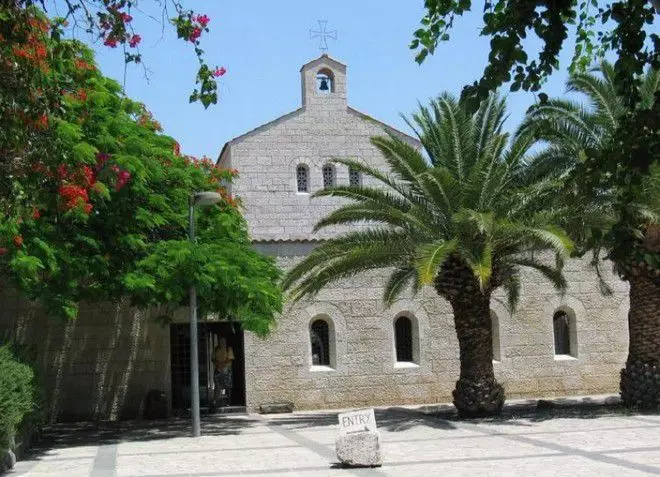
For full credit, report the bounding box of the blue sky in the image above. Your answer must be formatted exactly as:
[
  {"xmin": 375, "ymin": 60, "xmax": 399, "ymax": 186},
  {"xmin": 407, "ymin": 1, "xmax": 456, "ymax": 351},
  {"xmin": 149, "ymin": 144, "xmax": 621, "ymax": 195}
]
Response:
[{"xmin": 84, "ymin": 1, "xmax": 579, "ymax": 159}]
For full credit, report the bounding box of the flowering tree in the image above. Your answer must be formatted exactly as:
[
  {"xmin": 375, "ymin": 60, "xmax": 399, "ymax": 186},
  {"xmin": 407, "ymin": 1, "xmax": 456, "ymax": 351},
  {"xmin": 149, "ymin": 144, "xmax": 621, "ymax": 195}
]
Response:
[
  {"xmin": 11, "ymin": 0, "xmax": 226, "ymax": 107},
  {"xmin": 0, "ymin": 9, "xmax": 282, "ymax": 333}
]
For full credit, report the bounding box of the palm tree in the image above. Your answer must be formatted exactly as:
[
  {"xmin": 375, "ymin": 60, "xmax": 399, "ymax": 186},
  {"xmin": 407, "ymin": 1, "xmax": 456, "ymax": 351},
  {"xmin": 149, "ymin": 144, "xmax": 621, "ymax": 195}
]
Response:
[
  {"xmin": 523, "ymin": 63, "xmax": 660, "ymax": 408},
  {"xmin": 283, "ymin": 94, "xmax": 573, "ymax": 417}
]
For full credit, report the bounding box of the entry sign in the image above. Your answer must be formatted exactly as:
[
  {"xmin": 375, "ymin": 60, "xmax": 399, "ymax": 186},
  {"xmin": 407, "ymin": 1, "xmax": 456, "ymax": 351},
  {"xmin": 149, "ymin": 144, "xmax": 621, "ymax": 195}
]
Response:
[{"xmin": 338, "ymin": 408, "xmax": 377, "ymax": 436}]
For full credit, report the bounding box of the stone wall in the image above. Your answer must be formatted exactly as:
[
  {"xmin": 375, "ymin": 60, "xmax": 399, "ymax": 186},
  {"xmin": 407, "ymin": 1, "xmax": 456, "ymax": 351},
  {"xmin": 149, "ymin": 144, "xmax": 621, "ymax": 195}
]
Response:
[
  {"xmin": 218, "ymin": 55, "xmax": 419, "ymax": 242},
  {"xmin": 0, "ymin": 287, "xmax": 171, "ymax": 422},
  {"xmin": 243, "ymin": 254, "xmax": 630, "ymax": 411}
]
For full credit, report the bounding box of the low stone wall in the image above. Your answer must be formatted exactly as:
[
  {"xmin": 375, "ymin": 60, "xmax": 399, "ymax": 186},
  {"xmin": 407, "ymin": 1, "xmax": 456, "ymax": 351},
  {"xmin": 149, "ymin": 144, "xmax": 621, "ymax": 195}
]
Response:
[{"xmin": 0, "ymin": 288, "xmax": 171, "ymax": 422}]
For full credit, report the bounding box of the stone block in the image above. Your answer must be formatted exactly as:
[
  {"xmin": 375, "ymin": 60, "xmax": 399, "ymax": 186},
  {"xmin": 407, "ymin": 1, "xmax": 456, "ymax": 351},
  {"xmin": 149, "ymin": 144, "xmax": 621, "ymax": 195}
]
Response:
[
  {"xmin": 335, "ymin": 431, "xmax": 382, "ymax": 467},
  {"xmin": 258, "ymin": 402, "xmax": 294, "ymax": 414}
]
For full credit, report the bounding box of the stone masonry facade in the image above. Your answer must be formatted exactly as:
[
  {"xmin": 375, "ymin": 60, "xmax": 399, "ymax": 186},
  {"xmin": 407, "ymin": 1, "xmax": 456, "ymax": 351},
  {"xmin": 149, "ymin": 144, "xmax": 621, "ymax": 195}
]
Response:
[
  {"xmin": 222, "ymin": 54, "xmax": 630, "ymax": 412},
  {"xmin": 244, "ymin": 254, "xmax": 629, "ymax": 410}
]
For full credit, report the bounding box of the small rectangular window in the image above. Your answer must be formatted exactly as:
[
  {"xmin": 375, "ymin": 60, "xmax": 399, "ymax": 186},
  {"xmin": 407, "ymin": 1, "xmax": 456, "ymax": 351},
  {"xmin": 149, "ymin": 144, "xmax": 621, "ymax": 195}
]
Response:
[{"xmin": 296, "ymin": 164, "xmax": 309, "ymax": 193}]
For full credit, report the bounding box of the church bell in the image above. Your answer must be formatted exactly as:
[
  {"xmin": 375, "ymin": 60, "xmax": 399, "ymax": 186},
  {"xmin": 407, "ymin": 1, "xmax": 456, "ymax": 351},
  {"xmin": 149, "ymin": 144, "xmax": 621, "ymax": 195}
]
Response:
[{"xmin": 319, "ymin": 78, "xmax": 329, "ymax": 91}]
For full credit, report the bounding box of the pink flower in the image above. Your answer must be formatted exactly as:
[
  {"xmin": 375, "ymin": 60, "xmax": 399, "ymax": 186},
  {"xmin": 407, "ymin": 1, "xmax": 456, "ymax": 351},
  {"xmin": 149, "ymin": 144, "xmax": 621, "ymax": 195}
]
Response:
[
  {"xmin": 189, "ymin": 27, "xmax": 202, "ymax": 42},
  {"xmin": 213, "ymin": 66, "xmax": 226, "ymax": 77},
  {"xmin": 96, "ymin": 152, "xmax": 110, "ymax": 170},
  {"xmin": 104, "ymin": 36, "xmax": 118, "ymax": 48},
  {"xmin": 195, "ymin": 14, "xmax": 210, "ymax": 28},
  {"xmin": 119, "ymin": 12, "xmax": 133, "ymax": 23},
  {"xmin": 129, "ymin": 34, "xmax": 141, "ymax": 48}
]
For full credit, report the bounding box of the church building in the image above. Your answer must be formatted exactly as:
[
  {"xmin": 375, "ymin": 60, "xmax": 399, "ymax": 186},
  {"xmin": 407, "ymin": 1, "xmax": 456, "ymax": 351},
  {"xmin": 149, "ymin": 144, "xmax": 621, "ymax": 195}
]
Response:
[
  {"xmin": 217, "ymin": 54, "xmax": 630, "ymax": 411},
  {"xmin": 0, "ymin": 55, "xmax": 631, "ymax": 421}
]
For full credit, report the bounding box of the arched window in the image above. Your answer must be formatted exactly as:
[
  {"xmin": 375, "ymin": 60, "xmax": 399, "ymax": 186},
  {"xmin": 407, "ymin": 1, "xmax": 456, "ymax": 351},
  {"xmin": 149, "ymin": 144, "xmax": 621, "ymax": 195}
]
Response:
[
  {"xmin": 322, "ymin": 163, "xmax": 336, "ymax": 188},
  {"xmin": 553, "ymin": 311, "xmax": 571, "ymax": 355},
  {"xmin": 349, "ymin": 167, "xmax": 361, "ymax": 187},
  {"xmin": 491, "ymin": 310, "xmax": 501, "ymax": 362},
  {"xmin": 394, "ymin": 316, "xmax": 414, "ymax": 362},
  {"xmin": 316, "ymin": 68, "xmax": 335, "ymax": 94},
  {"xmin": 296, "ymin": 164, "xmax": 309, "ymax": 193},
  {"xmin": 310, "ymin": 319, "xmax": 330, "ymax": 366}
]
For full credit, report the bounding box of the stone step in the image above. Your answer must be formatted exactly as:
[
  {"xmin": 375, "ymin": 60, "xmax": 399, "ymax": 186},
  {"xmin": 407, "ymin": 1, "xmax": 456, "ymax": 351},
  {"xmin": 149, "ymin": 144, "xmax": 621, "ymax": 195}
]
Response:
[{"xmin": 205, "ymin": 406, "xmax": 247, "ymax": 415}]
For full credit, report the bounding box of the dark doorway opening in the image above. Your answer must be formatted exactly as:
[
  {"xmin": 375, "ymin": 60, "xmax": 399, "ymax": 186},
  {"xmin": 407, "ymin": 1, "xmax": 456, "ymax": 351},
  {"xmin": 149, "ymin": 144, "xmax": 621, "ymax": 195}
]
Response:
[{"xmin": 170, "ymin": 322, "xmax": 245, "ymax": 411}]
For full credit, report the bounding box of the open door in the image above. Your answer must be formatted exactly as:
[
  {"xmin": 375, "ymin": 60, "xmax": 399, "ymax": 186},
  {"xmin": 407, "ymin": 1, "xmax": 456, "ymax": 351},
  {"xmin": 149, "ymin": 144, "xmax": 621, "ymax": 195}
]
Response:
[{"xmin": 170, "ymin": 322, "xmax": 245, "ymax": 411}]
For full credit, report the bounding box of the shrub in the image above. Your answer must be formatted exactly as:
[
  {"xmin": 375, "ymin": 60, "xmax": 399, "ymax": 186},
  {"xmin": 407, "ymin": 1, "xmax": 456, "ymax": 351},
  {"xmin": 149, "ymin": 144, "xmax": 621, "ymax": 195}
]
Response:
[{"xmin": 0, "ymin": 345, "xmax": 34, "ymax": 449}]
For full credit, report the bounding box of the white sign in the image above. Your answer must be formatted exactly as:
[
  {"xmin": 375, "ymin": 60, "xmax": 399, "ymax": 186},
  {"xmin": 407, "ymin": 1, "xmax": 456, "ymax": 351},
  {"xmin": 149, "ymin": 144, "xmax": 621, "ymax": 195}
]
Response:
[{"xmin": 337, "ymin": 408, "xmax": 377, "ymax": 436}]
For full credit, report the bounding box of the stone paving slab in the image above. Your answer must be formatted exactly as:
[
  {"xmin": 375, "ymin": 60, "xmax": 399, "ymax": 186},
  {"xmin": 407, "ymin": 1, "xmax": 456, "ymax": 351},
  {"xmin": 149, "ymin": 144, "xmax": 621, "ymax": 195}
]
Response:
[{"xmin": 9, "ymin": 399, "xmax": 660, "ymax": 477}]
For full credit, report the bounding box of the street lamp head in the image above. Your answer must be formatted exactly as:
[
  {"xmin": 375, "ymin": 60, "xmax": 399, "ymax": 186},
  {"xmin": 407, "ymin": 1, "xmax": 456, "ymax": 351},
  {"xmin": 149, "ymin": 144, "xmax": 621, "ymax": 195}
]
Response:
[{"xmin": 192, "ymin": 191, "xmax": 223, "ymax": 206}]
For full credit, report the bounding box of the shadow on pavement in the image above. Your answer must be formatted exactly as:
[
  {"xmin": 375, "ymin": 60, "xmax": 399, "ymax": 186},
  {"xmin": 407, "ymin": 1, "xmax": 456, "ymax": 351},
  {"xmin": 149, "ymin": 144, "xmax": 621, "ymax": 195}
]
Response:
[
  {"xmin": 20, "ymin": 414, "xmax": 261, "ymax": 464},
  {"xmin": 19, "ymin": 399, "xmax": 659, "ymax": 466}
]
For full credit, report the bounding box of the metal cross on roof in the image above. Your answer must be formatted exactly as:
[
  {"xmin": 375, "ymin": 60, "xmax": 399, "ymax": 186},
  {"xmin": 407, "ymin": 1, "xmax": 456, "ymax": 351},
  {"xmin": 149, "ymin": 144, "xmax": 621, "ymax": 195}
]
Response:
[{"xmin": 309, "ymin": 20, "xmax": 337, "ymax": 52}]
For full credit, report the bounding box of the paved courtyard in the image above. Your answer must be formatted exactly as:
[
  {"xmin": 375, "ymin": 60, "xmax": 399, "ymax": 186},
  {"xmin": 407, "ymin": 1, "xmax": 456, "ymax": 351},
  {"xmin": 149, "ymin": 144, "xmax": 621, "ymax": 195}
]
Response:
[{"xmin": 9, "ymin": 403, "xmax": 660, "ymax": 477}]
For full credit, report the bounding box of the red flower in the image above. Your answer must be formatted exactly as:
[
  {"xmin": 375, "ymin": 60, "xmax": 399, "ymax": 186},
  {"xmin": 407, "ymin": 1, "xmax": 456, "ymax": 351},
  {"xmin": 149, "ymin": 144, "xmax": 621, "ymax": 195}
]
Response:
[
  {"xmin": 115, "ymin": 170, "xmax": 131, "ymax": 191},
  {"xmin": 213, "ymin": 66, "xmax": 226, "ymax": 77},
  {"xmin": 173, "ymin": 142, "xmax": 181, "ymax": 156},
  {"xmin": 119, "ymin": 12, "xmax": 133, "ymax": 23},
  {"xmin": 104, "ymin": 36, "xmax": 118, "ymax": 48},
  {"xmin": 82, "ymin": 165, "xmax": 96, "ymax": 186},
  {"xmin": 13, "ymin": 236, "xmax": 23, "ymax": 247},
  {"xmin": 34, "ymin": 114, "xmax": 48, "ymax": 130},
  {"xmin": 32, "ymin": 209, "xmax": 41, "ymax": 220},
  {"xmin": 59, "ymin": 184, "xmax": 89, "ymax": 206},
  {"xmin": 189, "ymin": 27, "xmax": 202, "ymax": 42},
  {"xmin": 84, "ymin": 203, "xmax": 93, "ymax": 214},
  {"xmin": 0, "ymin": 247, "xmax": 7, "ymax": 256},
  {"xmin": 74, "ymin": 58, "xmax": 94, "ymax": 71},
  {"xmin": 57, "ymin": 164, "xmax": 69, "ymax": 179},
  {"xmin": 129, "ymin": 34, "xmax": 141, "ymax": 48},
  {"xmin": 195, "ymin": 14, "xmax": 210, "ymax": 28}
]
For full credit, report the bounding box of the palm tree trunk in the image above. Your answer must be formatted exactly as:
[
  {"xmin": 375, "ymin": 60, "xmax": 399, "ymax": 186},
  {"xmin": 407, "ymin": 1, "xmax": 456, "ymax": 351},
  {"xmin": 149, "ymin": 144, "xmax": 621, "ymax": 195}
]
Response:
[
  {"xmin": 448, "ymin": 289, "xmax": 505, "ymax": 417},
  {"xmin": 620, "ymin": 265, "xmax": 660, "ymax": 409}
]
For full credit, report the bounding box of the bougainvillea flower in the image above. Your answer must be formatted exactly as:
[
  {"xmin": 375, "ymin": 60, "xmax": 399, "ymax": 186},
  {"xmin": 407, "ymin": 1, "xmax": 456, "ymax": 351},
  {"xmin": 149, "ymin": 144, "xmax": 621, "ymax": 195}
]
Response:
[
  {"xmin": 129, "ymin": 34, "xmax": 141, "ymax": 48},
  {"xmin": 13, "ymin": 236, "xmax": 23, "ymax": 247},
  {"xmin": 195, "ymin": 14, "xmax": 210, "ymax": 28},
  {"xmin": 189, "ymin": 27, "xmax": 202, "ymax": 42},
  {"xmin": 213, "ymin": 66, "xmax": 226, "ymax": 77},
  {"xmin": 104, "ymin": 36, "xmax": 118, "ymax": 48}
]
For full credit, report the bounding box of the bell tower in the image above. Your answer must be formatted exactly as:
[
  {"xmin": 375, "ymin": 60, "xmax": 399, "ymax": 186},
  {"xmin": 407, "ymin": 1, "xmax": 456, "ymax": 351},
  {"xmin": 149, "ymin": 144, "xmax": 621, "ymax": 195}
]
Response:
[{"xmin": 300, "ymin": 54, "xmax": 347, "ymax": 111}]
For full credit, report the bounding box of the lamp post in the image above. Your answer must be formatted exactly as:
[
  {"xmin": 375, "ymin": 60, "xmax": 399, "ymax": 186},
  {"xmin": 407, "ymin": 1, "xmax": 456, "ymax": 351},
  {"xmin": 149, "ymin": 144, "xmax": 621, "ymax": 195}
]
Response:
[{"xmin": 189, "ymin": 191, "xmax": 223, "ymax": 437}]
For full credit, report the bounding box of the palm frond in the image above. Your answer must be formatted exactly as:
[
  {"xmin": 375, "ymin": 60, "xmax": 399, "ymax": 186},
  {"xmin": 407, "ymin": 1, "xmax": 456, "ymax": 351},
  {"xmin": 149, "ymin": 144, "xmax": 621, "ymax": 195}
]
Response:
[
  {"xmin": 501, "ymin": 274, "xmax": 521, "ymax": 312},
  {"xmin": 281, "ymin": 229, "xmax": 413, "ymax": 292},
  {"xmin": 465, "ymin": 243, "xmax": 493, "ymax": 291},
  {"xmin": 567, "ymin": 71, "xmax": 622, "ymax": 129},
  {"xmin": 383, "ymin": 267, "xmax": 417, "ymax": 306},
  {"xmin": 370, "ymin": 134, "xmax": 429, "ymax": 186},
  {"xmin": 509, "ymin": 257, "xmax": 567, "ymax": 293},
  {"xmin": 415, "ymin": 239, "xmax": 457, "ymax": 285}
]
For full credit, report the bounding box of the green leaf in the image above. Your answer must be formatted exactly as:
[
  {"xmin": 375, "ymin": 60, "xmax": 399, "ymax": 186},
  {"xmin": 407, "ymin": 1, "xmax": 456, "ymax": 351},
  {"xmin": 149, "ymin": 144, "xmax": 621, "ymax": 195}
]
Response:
[{"xmin": 416, "ymin": 239, "xmax": 457, "ymax": 285}]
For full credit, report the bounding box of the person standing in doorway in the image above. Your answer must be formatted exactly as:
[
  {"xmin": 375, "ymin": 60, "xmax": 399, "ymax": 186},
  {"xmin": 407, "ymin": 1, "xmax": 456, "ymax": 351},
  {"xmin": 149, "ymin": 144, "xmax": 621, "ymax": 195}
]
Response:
[{"xmin": 211, "ymin": 337, "xmax": 234, "ymax": 410}]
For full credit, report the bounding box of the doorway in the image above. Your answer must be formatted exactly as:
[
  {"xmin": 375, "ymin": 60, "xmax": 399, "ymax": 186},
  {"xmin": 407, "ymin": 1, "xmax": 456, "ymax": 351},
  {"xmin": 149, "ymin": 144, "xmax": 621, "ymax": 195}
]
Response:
[{"xmin": 170, "ymin": 322, "xmax": 245, "ymax": 411}]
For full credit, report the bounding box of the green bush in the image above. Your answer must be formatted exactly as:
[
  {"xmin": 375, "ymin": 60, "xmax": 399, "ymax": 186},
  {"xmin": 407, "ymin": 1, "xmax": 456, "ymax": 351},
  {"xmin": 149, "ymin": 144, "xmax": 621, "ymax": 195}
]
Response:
[{"xmin": 0, "ymin": 345, "xmax": 35, "ymax": 449}]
